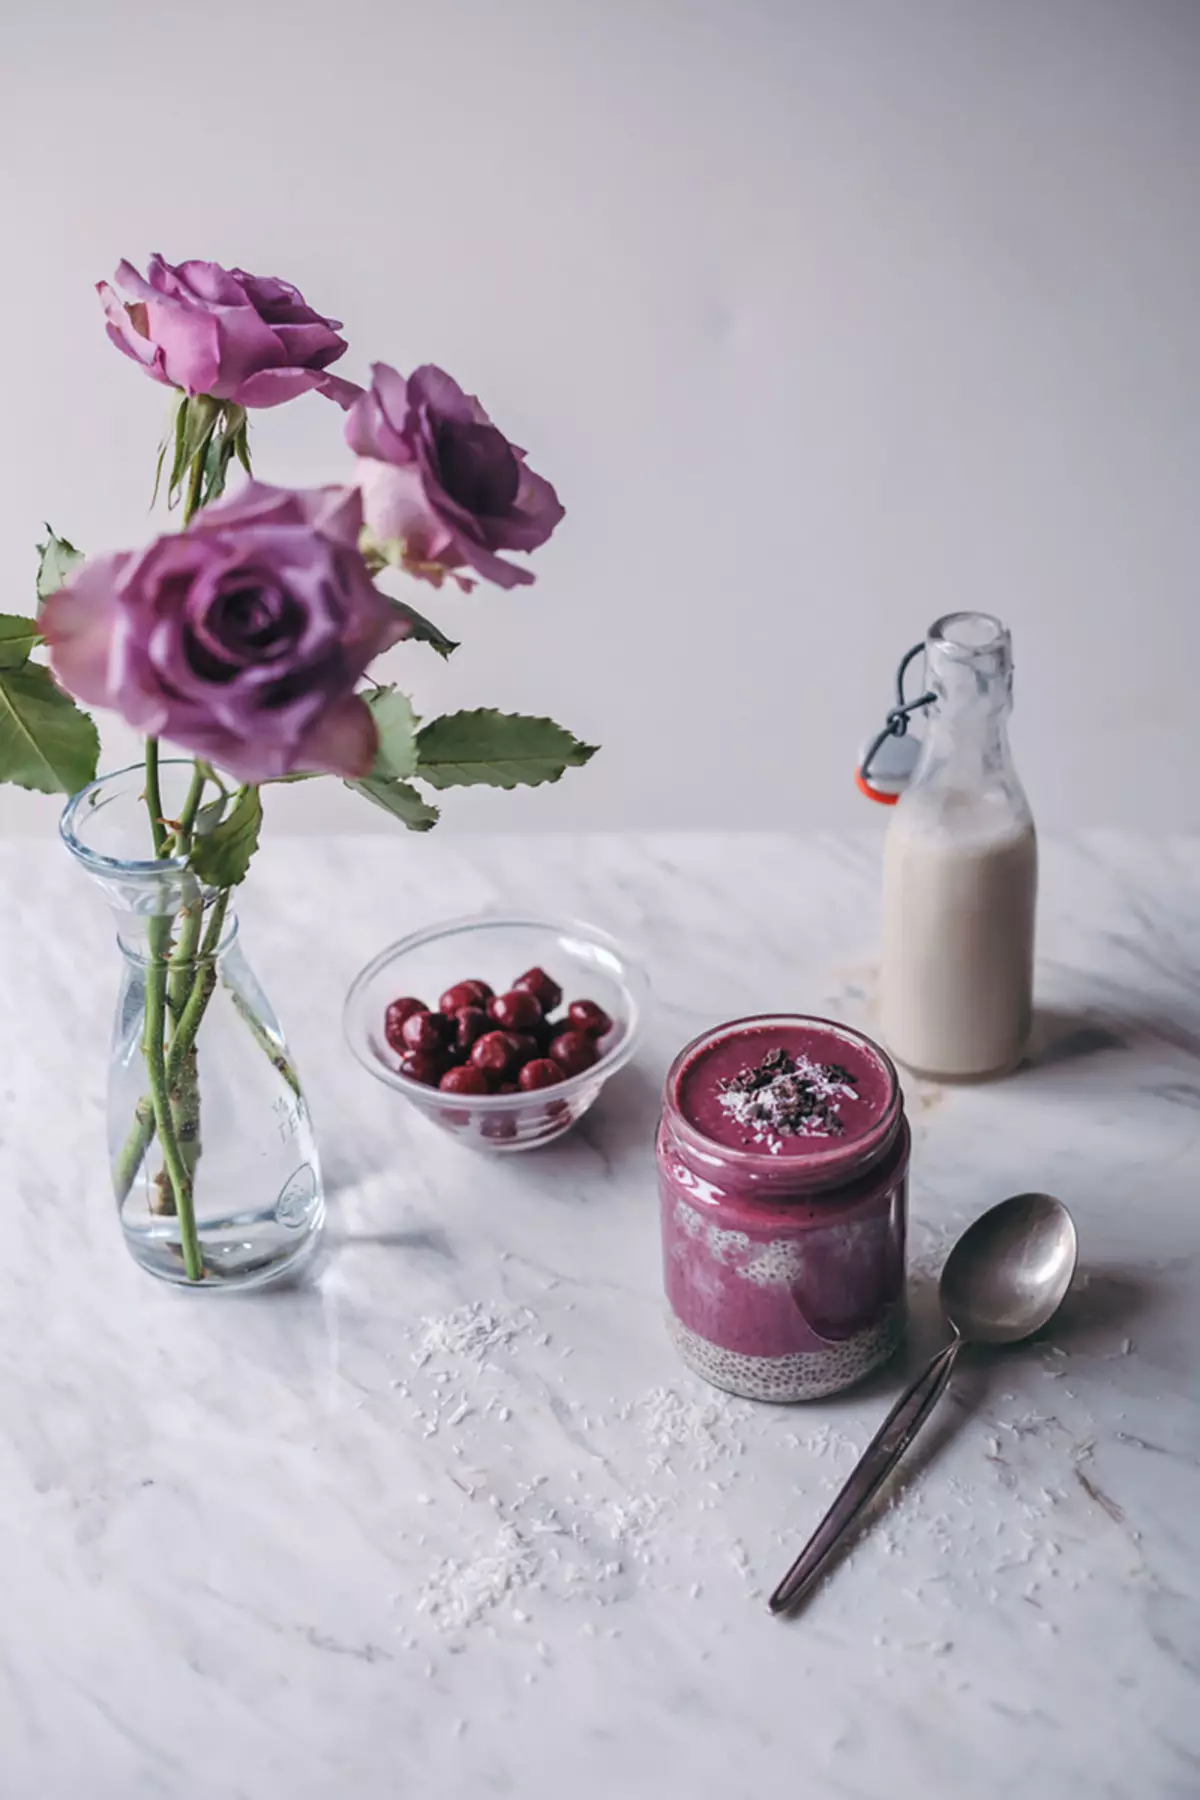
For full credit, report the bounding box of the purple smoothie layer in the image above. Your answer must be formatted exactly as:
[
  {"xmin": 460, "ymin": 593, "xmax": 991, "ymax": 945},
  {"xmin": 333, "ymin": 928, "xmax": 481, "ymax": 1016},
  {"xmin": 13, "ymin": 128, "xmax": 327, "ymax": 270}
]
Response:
[
  {"xmin": 675, "ymin": 1020, "xmax": 894, "ymax": 1158},
  {"xmin": 658, "ymin": 1016, "xmax": 907, "ymax": 1376}
]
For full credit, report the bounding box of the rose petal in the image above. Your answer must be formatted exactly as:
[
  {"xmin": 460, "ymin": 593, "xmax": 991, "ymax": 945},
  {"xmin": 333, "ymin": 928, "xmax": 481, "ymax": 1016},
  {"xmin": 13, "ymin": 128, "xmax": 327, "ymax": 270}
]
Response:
[
  {"xmin": 485, "ymin": 465, "xmax": 565, "ymax": 552},
  {"xmin": 345, "ymin": 366, "xmax": 411, "ymax": 461},
  {"xmin": 41, "ymin": 554, "xmax": 130, "ymax": 706},
  {"xmin": 231, "ymin": 367, "xmax": 337, "ymax": 409},
  {"xmin": 233, "ymin": 270, "xmax": 342, "ymax": 331},
  {"xmin": 186, "ymin": 479, "xmax": 301, "ymax": 535},
  {"xmin": 143, "ymin": 297, "xmax": 222, "ymax": 396},
  {"xmin": 294, "ymin": 691, "xmax": 379, "ymax": 778},
  {"xmin": 314, "ymin": 371, "xmax": 364, "ymax": 411},
  {"xmin": 307, "ymin": 485, "xmax": 364, "ymax": 549},
  {"xmin": 356, "ymin": 459, "xmax": 454, "ymax": 562},
  {"xmin": 407, "ymin": 364, "xmax": 476, "ymax": 425},
  {"xmin": 447, "ymin": 538, "xmax": 536, "ymax": 589},
  {"xmin": 269, "ymin": 321, "xmax": 348, "ymax": 369},
  {"xmin": 97, "ymin": 283, "xmax": 159, "ymax": 369},
  {"xmin": 172, "ymin": 259, "xmax": 249, "ymax": 307}
]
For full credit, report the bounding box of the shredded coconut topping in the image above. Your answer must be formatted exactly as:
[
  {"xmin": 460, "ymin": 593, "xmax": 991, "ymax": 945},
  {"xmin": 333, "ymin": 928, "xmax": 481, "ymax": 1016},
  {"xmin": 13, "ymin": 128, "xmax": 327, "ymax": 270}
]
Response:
[{"xmin": 717, "ymin": 1046, "xmax": 859, "ymax": 1148}]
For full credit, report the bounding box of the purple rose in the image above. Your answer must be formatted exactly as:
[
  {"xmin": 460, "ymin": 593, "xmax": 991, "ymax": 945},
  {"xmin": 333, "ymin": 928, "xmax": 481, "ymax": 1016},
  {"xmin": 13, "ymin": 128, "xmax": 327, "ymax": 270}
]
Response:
[
  {"xmin": 98, "ymin": 256, "xmax": 361, "ymax": 410},
  {"xmin": 346, "ymin": 363, "xmax": 564, "ymax": 589},
  {"xmin": 42, "ymin": 483, "xmax": 406, "ymax": 784}
]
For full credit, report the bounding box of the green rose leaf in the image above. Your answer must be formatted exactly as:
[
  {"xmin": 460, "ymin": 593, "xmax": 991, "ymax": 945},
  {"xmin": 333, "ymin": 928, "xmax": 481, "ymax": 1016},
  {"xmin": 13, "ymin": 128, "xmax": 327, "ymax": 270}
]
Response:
[
  {"xmin": 193, "ymin": 793, "xmax": 231, "ymax": 838},
  {"xmin": 190, "ymin": 785, "xmax": 262, "ymax": 887},
  {"xmin": 0, "ymin": 663, "xmax": 100, "ymax": 795},
  {"xmin": 345, "ymin": 774, "xmax": 440, "ymax": 832},
  {"xmin": 382, "ymin": 594, "xmax": 459, "ymax": 660},
  {"xmin": 364, "ymin": 686, "xmax": 420, "ymax": 779},
  {"xmin": 0, "ymin": 614, "xmax": 42, "ymax": 670},
  {"xmin": 35, "ymin": 528, "xmax": 84, "ymax": 605},
  {"xmin": 414, "ymin": 711, "xmax": 598, "ymax": 790}
]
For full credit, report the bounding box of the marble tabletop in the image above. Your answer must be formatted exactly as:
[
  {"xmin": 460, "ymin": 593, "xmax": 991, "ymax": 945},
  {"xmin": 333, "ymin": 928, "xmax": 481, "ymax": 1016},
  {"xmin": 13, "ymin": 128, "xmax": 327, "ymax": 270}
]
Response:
[{"xmin": 1, "ymin": 830, "xmax": 1198, "ymax": 1800}]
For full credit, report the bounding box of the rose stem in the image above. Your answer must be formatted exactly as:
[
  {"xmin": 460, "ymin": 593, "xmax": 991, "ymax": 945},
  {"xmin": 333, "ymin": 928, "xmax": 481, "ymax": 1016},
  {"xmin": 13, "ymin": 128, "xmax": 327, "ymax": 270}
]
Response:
[
  {"xmin": 144, "ymin": 913, "xmax": 202, "ymax": 1280},
  {"xmin": 113, "ymin": 1099, "xmax": 156, "ymax": 1205},
  {"xmin": 124, "ymin": 421, "xmax": 215, "ymax": 1251},
  {"xmin": 113, "ymin": 885, "xmax": 231, "ymax": 1206},
  {"xmin": 225, "ymin": 985, "xmax": 304, "ymax": 1101},
  {"xmin": 168, "ymin": 891, "xmax": 229, "ymax": 1085},
  {"xmin": 144, "ymin": 738, "xmax": 167, "ymax": 854},
  {"xmin": 165, "ymin": 763, "xmax": 210, "ymax": 1187}
]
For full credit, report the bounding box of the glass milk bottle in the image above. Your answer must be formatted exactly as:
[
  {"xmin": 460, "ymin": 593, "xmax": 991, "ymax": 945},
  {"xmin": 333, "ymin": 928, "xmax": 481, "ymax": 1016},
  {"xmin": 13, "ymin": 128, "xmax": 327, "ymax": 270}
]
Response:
[{"xmin": 879, "ymin": 612, "xmax": 1037, "ymax": 1080}]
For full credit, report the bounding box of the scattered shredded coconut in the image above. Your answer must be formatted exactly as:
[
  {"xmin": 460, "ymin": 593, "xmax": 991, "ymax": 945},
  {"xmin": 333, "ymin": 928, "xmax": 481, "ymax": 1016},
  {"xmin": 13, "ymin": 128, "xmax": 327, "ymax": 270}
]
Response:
[
  {"xmin": 414, "ymin": 1302, "xmax": 528, "ymax": 1368},
  {"xmin": 417, "ymin": 1524, "xmax": 536, "ymax": 1631}
]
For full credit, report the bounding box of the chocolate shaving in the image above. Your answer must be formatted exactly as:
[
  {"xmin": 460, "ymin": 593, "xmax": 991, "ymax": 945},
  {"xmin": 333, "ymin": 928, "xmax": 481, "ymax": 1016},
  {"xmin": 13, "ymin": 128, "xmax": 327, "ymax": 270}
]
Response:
[{"xmin": 717, "ymin": 1047, "xmax": 858, "ymax": 1141}]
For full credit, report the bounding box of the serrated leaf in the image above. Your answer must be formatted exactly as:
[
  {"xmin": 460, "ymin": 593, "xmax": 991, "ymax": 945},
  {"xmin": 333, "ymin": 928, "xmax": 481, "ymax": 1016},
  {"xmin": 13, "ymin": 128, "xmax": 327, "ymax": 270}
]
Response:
[
  {"xmin": 414, "ymin": 711, "xmax": 598, "ymax": 791},
  {"xmin": 190, "ymin": 786, "xmax": 262, "ymax": 887},
  {"xmin": 193, "ymin": 793, "xmax": 230, "ymax": 837},
  {"xmin": 36, "ymin": 528, "xmax": 84, "ymax": 604},
  {"xmin": 365, "ymin": 686, "xmax": 419, "ymax": 780},
  {"xmin": 382, "ymin": 593, "xmax": 459, "ymax": 659},
  {"xmin": 0, "ymin": 614, "xmax": 42, "ymax": 670},
  {"xmin": 345, "ymin": 775, "xmax": 440, "ymax": 831},
  {"xmin": 0, "ymin": 663, "xmax": 100, "ymax": 795}
]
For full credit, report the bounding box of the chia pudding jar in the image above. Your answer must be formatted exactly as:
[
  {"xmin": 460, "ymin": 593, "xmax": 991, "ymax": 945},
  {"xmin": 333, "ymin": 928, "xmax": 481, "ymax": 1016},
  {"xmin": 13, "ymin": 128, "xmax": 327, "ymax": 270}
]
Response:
[{"xmin": 657, "ymin": 1015, "xmax": 909, "ymax": 1402}]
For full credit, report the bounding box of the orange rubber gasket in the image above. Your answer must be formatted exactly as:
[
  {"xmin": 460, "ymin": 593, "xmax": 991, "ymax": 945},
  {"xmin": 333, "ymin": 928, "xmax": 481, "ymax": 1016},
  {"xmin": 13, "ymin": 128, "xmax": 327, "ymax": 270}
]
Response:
[{"xmin": 855, "ymin": 768, "xmax": 900, "ymax": 806}]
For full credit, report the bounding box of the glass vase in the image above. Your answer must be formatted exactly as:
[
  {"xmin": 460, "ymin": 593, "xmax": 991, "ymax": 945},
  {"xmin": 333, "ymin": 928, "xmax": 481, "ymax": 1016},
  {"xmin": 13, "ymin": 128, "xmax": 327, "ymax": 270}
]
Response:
[{"xmin": 61, "ymin": 763, "xmax": 325, "ymax": 1288}]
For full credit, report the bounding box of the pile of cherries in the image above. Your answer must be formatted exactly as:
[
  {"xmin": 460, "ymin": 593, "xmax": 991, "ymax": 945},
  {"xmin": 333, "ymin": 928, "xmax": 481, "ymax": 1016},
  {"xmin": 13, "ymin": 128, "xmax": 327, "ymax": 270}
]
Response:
[{"xmin": 384, "ymin": 966, "xmax": 614, "ymax": 1096}]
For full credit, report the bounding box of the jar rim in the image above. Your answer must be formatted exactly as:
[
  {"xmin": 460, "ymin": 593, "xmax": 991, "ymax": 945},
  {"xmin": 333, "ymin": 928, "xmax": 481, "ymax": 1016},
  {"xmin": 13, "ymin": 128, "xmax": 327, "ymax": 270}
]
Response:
[{"xmin": 661, "ymin": 1012, "xmax": 904, "ymax": 1192}]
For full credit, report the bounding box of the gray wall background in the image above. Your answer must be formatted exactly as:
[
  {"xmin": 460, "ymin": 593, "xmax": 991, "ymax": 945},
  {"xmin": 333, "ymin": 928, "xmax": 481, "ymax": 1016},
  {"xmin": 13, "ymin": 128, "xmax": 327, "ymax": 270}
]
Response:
[{"xmin": 2, "ymin": 0, "xmax": 1198, "ymax": 834}]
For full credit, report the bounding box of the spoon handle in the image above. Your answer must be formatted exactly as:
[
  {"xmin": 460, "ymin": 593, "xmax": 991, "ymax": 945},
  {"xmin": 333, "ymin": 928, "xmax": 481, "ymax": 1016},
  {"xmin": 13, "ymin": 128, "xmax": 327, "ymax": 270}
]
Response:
[{"xmin": 768, "ymin": 1336, "xmax": 962, "ymax": 1615}]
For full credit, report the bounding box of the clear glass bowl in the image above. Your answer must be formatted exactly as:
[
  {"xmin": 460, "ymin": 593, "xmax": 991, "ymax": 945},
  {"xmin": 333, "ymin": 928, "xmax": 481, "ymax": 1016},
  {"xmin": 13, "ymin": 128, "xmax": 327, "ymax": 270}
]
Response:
[{"xmin": 343, "ymin": 914, "xmax": 649, "ymax": 1152}]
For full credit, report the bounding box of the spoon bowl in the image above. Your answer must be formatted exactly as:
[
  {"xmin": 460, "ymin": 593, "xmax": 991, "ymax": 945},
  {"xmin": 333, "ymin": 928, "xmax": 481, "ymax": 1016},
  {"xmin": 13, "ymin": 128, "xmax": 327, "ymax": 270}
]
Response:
[{"xmin": 940, "ymin": 1192, "xmax": 1078, "ymax": 1346}]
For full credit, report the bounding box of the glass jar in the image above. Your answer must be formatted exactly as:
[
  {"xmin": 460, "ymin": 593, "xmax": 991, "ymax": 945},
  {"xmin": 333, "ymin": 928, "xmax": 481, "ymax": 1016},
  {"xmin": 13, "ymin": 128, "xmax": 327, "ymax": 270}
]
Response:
[
  {"xmin": 880, "ymin": 611, "xmax": 1037, "ymax": 1080},
  {"xmin": 657, "ymin": 1015, "xmax": 908, "ymax": 1401},
  {"xmin": 62, "ymin": 764, "xmax": 325, "ymax": 1289}
]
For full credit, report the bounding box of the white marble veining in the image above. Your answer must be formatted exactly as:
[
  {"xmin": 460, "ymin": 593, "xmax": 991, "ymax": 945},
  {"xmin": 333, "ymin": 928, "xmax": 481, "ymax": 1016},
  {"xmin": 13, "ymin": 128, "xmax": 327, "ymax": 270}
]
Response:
[{"xmin": 1, "ymin": 831, "xmax": 1198, "ymax": 1800}]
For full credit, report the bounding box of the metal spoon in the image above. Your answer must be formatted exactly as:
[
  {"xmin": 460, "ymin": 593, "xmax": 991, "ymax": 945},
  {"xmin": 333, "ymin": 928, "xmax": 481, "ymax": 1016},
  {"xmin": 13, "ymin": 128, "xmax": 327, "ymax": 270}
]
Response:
[{"xmin": 769, "ymin": 1192, "xmax": 1078, "ymax": 1616}]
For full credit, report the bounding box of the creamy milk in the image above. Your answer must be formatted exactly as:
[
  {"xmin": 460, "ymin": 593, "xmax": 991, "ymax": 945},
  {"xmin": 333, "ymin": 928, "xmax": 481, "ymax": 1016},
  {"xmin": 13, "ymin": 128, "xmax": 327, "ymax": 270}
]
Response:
[{"xmin": 880, "ymin": 803, "xmax": 1037, "ymax": 1080}]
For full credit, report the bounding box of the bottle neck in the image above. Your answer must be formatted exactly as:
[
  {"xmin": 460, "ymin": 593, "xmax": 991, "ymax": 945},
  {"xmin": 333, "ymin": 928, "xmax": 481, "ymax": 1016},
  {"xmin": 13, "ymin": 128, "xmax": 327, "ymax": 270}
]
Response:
[
  {"xmin": 908, "ymin": 611, "xmax": 1024, "ymax": 800},
  {"xmin": 921, "ymin": 690, "xmax": 1014, "ymax": 782}
]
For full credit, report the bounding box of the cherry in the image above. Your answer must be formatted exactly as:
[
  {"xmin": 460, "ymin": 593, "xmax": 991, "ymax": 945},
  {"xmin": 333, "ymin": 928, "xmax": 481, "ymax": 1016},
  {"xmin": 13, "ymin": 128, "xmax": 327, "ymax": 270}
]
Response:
[
  {"xmin": 398, "ymin": 1049, "xmax": 448, "ymax": 1087},
  {"xmin": 471, "ymin": 1031, "xmax": 517, "ymax": 1078},
  {"xmin": 401, "ymin": 1009, "xmax": 452, "ymax": 1054},
  {"xmin": 439, "ymin": 979, "xmax": 493, "ymax": 1015},
  {"xmin": 489, "ymin": 989, "xmax": 543, "ymax": 1031},
  {"xmin": 518, "ymin": 1057, "xmax": 564, "ymax": 1091},
  {"xmin": 439, "ymin": 1063, "xmax": 493, "ymax": 1095},
  {"xmin": 451, "ymin": 1006, "xmax": 490, "ymax": 1055},
  {"xmin": 513, "ymin": 967, "xmax": 562, "ymax": 1013},
  {"xmin": 549, "ymin": 1030, "xmax": 599, "ymax": 1077},
  {"xmin": 528, "ymin": 1014, "xmax": 560, "ymax": 1051},
  {"xmin": 384, "ymin": 996, "xmax": 428, "ymax": 1051},
  {"xmin": 503, "ymin": 1032, "xmax": 540, "ymax": 1068},
  {"xmin": 568, "ymin": 999, "xmax": 613, "ymax": 1040},
  {"xmin": 496, "ymin": 1082, "xmax": 519, "ymax": 1094}
]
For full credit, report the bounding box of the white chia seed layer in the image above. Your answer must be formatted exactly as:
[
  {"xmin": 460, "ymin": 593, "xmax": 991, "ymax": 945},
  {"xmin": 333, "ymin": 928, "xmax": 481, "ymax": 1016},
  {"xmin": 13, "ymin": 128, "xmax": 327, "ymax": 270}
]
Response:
[{"xmin": 666, "ymin": 1305, "xmax": 904, "ymax": 1403}]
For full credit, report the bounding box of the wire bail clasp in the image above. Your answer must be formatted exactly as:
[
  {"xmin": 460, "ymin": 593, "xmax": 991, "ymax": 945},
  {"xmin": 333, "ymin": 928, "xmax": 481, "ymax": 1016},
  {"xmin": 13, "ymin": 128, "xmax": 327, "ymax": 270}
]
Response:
[{"xmin": 856, "ymin": 644, "xmax": 935, "ymax": 805}]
